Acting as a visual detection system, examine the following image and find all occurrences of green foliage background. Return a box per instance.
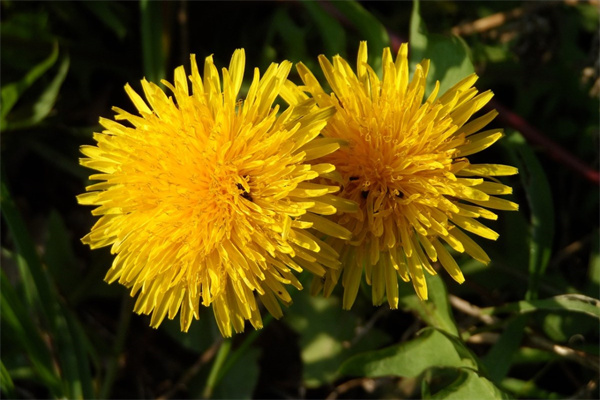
[1,1,598,399]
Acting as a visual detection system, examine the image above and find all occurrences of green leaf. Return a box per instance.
[409,0,474,95]
[482,315,527,384]
[330,1,390,71]
[140,0,166,83]
[285,290,390,387]
[504,132,555,300]
[424,368,510,399]
[339,328,478,378]
[211,346,261,400]
[399,274,459,337]
[1,41,58,121]
[302,1,347,57]
[481,294,600,319]
[4,54,70,131]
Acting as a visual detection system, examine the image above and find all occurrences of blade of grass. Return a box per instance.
[1,360,16,399]
[1,178,54,320]
[140,0,166,83]
[1,41,58,121]
[64,312,95,399]
[409,0,427,69]
[5,54,70,131]
[1,178,95,398]
[99,295,133,399]
[0,270,62,397]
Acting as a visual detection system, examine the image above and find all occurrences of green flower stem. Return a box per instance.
[202,314,274,398]
[202,338,232,399]
[218,314,273,383]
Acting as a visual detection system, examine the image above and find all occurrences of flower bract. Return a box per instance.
[282,42,518,309]
[78,49,354,336]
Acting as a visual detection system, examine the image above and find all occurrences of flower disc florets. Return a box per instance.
[282,42,518,308]
[78,49,354,336]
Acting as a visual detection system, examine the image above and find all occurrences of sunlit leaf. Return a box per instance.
[339,328,479,378]
[424,367,510,399]
[409,0,474,95]
[286,289,390,387]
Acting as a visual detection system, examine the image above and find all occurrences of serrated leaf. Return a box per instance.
[504,132,554,300]
[339,328,478,378]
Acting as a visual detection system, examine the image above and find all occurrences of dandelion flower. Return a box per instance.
[78,49,353,337]
[282,42,518,309]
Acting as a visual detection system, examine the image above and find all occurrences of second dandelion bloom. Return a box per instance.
[283,42,518,308]
[78,49,354,337]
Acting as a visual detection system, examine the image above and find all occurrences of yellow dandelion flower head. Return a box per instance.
[78,49,353,337]
[282,41,518,308]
